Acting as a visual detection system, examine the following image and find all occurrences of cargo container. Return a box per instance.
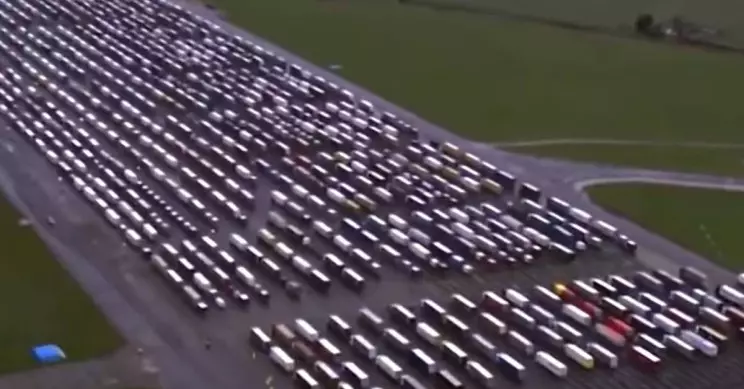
[341,361,370,388]
[619,295,651,317]
[697,325,728,348]
[351,334,377,360]
[636,333,667,355]
[587,342,618,368]
[389,304,417,328]
[409,348,437,375]
[273,324,297,348]
[679,267,708,289]
[653,269,685,291]
[535,325,564,350]
[553,283,576,302]
[482,179,503,194]
[269,346,296,373]
[591,278,617,297]
[341,268,366,292]
[592,219,617,239]
[510,308,537,331]
[436,369,464,389]
[629,345,661,373]
[466,360,495,388]
[479,312,508,336]
[595,323,626,348]
[400,375,427,389]
[680,329,718,357]
[600,297,629,318]
[317,338,342,363]
[444,315,471,338]
[518,182,541,201]
[309,270,331,294]
[359,308,385,335]
[717,285,744,308]
[375,354,403,382]
[293,340,318,365]
[505,289,530,309]
[294,319,319,343]
[313,361,340,388]
[482,291,510,314]
[670,290,700,314]
[507,330,535,356]
[663,334,695,360]
[250,327,271,352]
[416,321,443,347]
[441,341,469,366]
[568,207,592,224]
[295,369,320,389]
[723,306,744,327]
[605,317,634,339]
[533,286,562,311]
[698,292,724,310]
[556,321,584,344]
[421,299,447,323]
[562,304,592,327]
[528,304,556,327]
[667,307,695,328]
[470,333,499,362]
[564,343,594,369]
[450,293,478,316]
[570,280,600,302]
[496,353,526,382]
[634,272,666,296]
[327,315,352,341]
[535,351,568,378]
[577,300,602,320]
[651,313,680,335]
[608,275,636,295]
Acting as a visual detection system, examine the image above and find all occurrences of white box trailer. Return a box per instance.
[564,343,594,370]
[269,346,296,373]
[295,319,320,343]
[351,334,377,360]
[466,360,495,388]
[375,355,403,382]
[535,351,568,378]
[587,342,618,369]
[416,322,442,347]
[505,288,530,309]
[236,266,259,288]
[341,361,370,388]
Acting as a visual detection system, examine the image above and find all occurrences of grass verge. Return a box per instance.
[0,195,122,373]
[587,183,744,270]
[505,144,744,177]
[209,0,744,147]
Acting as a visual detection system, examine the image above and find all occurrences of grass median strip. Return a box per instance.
[505,144,744,177]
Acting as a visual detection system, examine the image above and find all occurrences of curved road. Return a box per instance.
[494,138,744,149]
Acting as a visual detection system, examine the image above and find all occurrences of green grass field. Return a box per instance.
[425,0,744,46]
[208,0,744,175]
[587,184,744,269]
[0,196,122,373]
[506,144,744,176]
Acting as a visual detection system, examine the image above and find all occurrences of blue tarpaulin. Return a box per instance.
[32,344,66,364]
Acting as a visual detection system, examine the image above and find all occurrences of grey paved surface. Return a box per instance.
[0,1,741,389]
